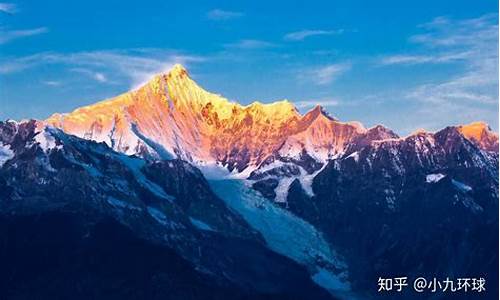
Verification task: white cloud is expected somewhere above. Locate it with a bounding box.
[402,14,498,107]
[380,51,472,65]
[206,9,243,21]
[284,29,343,41]
[70,68,108,83]
[0,3,17,14]
[0,49,206,88]
[409,14,498,48]
[41,80,61,87]
[224,39,276,49]
[295,98,340,109]
[302,63,351,85]
[406,57,497,105]
[0,27,48,44]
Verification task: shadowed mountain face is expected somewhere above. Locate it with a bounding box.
[0,120,334,300]
[287,127,499,299]
[1,65,498,299]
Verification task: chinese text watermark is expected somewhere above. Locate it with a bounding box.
[378,276,486,294]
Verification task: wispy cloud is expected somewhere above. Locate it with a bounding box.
[0,49,206,88]
[380,51,472,65]
[41,80,61,87]
[206,9,243,21]
[0,27,48,44]
[224,39,276,49]
[409,14,498,48]
[380,14,497,67]
[0,2,17,14]
[402,14,498,107]
[295,98,340,109]
[301,63,351,85]
[405,56,497,105]
[284,29,343,41]
[70,68,108,83]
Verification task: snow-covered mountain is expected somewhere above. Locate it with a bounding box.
[45,64,498,203]
[46,64,302,172]
[0,119,338,299]
[289,124,499,297]
[42,65,381,173]
[1,64,498,299]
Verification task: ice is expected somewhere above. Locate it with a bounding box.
[426,173,446,183]
[300,163,328,197]
[199,161,256,180]
[452,179,473,192]
[0,143,14,167]
[147,207,169,226]
[209,179,350,294]
[34,128,58,151]
[274,177,295,203]
[189,217,215,231]
[130,123,175,159]
[114,154,175,202]
[107,196,142,211]
[312,268,351,293]
[254,160,288,174]
[48,126,175,202]
[346,151,359,162]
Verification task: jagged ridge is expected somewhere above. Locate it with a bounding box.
[45,64,498,176]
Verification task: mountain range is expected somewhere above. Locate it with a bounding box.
[0,64,498,299]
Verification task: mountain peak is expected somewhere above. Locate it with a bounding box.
[458,121,492,135]
[168,63,189,77]
[458,121,498,152]
[306,105,336,121]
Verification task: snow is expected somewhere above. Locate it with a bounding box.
[199,161,256,180]
[460,197,483,213]
[426,173,446,183]
[107,196,142,211]
[114,154,175,202]
[274,177,295,203]
[189,217,215,231]
[452,179,473,192]
[383,188,396,210]
[0,143,14,167]
[209,179,350,295]
[34,128,58,151]
[300,163,327,197]
[64,151,103,177]
[278,139,306,161]
[199,162,234,179]
[250,159,327,199]
[130,123,174,159]
[147,207,169,226]
[253,160,288,174]
[346,151,359,162]
[312,268,351,293]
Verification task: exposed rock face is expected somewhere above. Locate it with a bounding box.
[46,65,303,172]
[2,64,498,299]
[0,120,333,300]
[458,121,499,152]
[286,125,499,298]
[44,64,498,203]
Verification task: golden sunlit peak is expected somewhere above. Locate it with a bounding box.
[461,121,490,130]
[311,104,324,112]
[458,121,493,139]
[245,99,294,110]
[167,63,189,77]
[307,104,337,121]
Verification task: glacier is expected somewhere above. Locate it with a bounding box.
[209,179,352,296]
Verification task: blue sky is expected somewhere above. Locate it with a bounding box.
[0,0,498,135]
